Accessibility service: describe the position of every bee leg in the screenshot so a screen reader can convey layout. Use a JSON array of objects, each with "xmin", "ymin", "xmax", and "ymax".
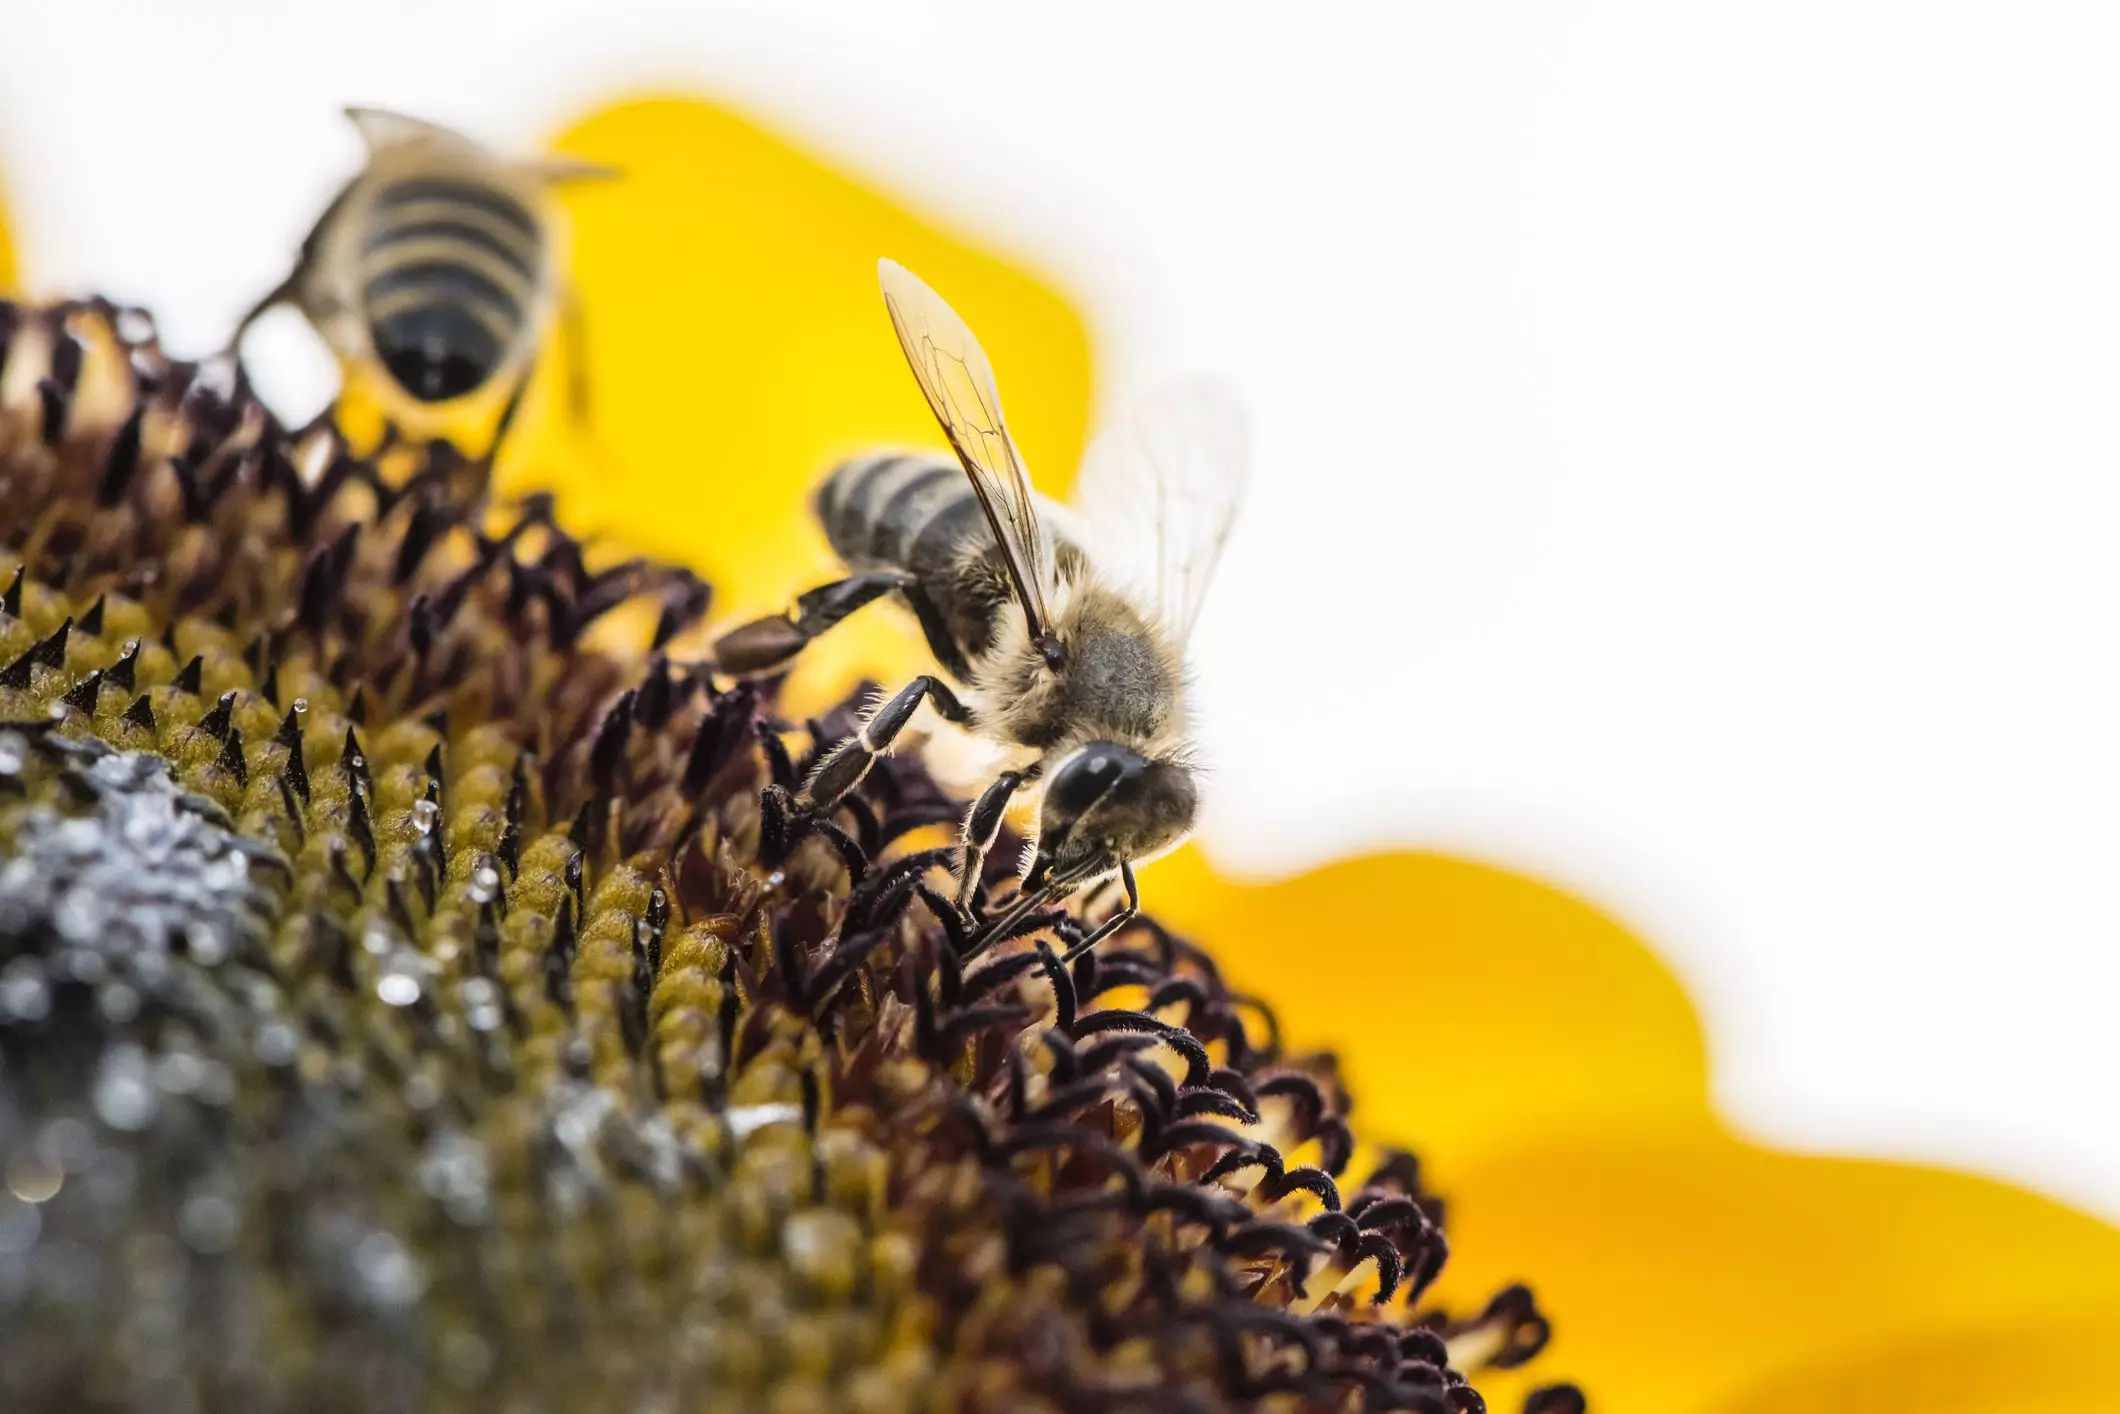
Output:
[
  {"xmin": 955, "ymin": 770, "xmax": 1026, "ymax": 920},
  {"xmin": 713, "ymin": 571, "xmax": 912, "ymax": 676},
  {"xmin": 800, "ymin": 675, "xmax": 969, "ymax": 810},
  {"xmin": 559, "ymin": 283, "xmax": 593, "ymax": 427},
  {"xmin": 1057, "ymin": 862, "xmax": 1139, "ymax": 964},
  {"xmin": 481, "ymin": 365, "xmax": 536, "ymax": 469}
]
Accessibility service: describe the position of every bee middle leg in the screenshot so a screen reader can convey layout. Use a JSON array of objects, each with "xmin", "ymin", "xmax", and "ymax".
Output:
[
  {"xmin": 801, "ymin": 674, "xmax": 969, "ymax": 810},
  {"xmin": 713, "ymin": 570, "xmax": 912, "ymax": 675}
]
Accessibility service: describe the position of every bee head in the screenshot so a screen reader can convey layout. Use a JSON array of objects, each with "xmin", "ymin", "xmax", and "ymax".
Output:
[{"xmin": 1026, "ymin": 743, "xmax": 1197, "ymax": 892}]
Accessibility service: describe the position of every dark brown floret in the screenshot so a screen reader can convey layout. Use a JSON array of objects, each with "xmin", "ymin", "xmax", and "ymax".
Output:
[{"xmin": 0, "ymin": 300, "xmax": 1576, "ymax": 1413}]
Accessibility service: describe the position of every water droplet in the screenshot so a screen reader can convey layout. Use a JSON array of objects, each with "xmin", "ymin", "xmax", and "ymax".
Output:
[
  {"xmin": 98, "ymin": 982, "xmax": 141, "ymax": 1024},
  {"xmin": 253, "ymin": 1023, "xmax": 298, "ymax": 1066},
  {"xmin": 418, "ymin": 1132, "xmax": 491, "ymax": 1225},
  {"xmin": 60, "ymin": 948, "xmax": 108, "ymax": 985},
  {"xmin": 153, "ymin": 1052, "xmax": 206, "ymax": 1096},
  {"xmin": 0, "ymin": 732, "xmax": 25, "ymax": 776},
  {"xmin": 460, "ymin": 979, "xmax": 502, "ymax": 1032},
  {"xmin": 409, "ymin": 798, "xmax": 439, "ymax": 836},
  {"xmin": 377, "ymin": 972, "xmax": 421, "ymax": 1007},
  {"xmin": 6, "ymin": 1150, "xmax": 63, "ymax": 1204},
  {"xmin": 0, "ymin": 958, "xmax": 51, "ymax": 1021},
  {"xmin": 352, "ymin": 1230, "xmax": 424, "ymax": 1307},
  {"xmin": 177, "ymin": 1193, "xmax": 239, "ymax": 1254},
  {"xmin": 92, "ymin": 1048, "xmax": 158, "ymax": 1131},
  {"xmin": 290, "ymin": 697, "xmax": 308, "ymax": 714},
  {"xmin": 183, "ymin": 922, "xmax": 228, "ymax": 966},
  {"xmin": 467, "ymin": 865, "xmax": 500, "ymax": 904}
]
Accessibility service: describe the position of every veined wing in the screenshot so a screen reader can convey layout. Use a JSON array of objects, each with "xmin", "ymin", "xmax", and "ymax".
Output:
[
  {"xmin": 877, "ymin": 258, "xmax": 1056, "ymax": 641},
  {"xmin": 1071, "ymin": 377, "xmax": 1250, "ymax": 643}
]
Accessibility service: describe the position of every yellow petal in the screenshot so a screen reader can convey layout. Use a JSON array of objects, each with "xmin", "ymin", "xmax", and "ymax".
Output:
[
  {"xmin": 1444, "ymin": 1132, "xmax": 2120, "ymax": 1413},
  {"xmin": 1705, "ymin": 1305, "xmax": 2120, "ymax": 1414},
  {"xmin": 1148, "ymin": 845, "xmax": 2120, "ymax": 1410},
  {"xmin": 498, "ymin": 96, "xmax": 1093, "ymax": 707},
  {"xmin": 0, "ymin": 174, "xmax": 17, "ymax": 291},
  {"xmin": 1144, "ymin": 845, "xmax": 1709, "ymax": 1169}
]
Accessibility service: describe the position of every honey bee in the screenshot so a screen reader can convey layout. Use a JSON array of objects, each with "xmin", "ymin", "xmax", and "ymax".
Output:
[
  {"xmin": 715, "ymin": 258, "xmax": 1249, "ymax": 955},
  {"xmin": 228, "ymin": 106, "xmax": 611, "ymax": 451}
]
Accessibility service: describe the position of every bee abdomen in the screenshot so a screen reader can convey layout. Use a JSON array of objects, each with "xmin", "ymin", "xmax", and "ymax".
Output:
[
  {"xmin": 359, "ymin": 177, "xmax": 544, "ymax": 403},
  {"xmin": 817, "ymin": 453, "xmax": 987, "ymax": 576}
]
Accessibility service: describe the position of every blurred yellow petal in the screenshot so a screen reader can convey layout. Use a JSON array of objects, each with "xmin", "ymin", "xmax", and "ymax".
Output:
[
  {"xmin": 1446, "ymin": 1134, "xmax": 2120, "ymax": 1413},
  {"xmin": 1145, "ymin": 846, "xmax": 1709, "ymax": 1168},
  {"xmin": 0, "ymin": 172, "xmax": 17, "ymax": 291},
  {"xmin": 1149, "ymin": 845, "xmax": 2120, "ymax": 1411},
  {"xmin": 1705, "ymin": 1308, "xmax": 2120, "ymax": 1414},
  {"xmin": 498, "ymin": 96, "xmax": 1091, "ymax": 704}
]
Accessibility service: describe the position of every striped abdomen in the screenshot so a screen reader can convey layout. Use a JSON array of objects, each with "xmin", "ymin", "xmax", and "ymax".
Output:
[
  {"xmin": 358, "ymin": 176, "xmax": 544, "ymax": 403},
  {"xmin": 817, "ymin": 453, "xmax": 1021, "ymax": 670},
  {"xmin": 817, "ymin": 453, "xmax": 993, "ymax": 579}
]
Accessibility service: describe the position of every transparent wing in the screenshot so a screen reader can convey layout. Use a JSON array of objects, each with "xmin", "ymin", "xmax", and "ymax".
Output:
[
  {"xmin": 344, "ymin": 106, "xmax": 484, "ymax": 159},
  {"xmin": 1070, "ymin": 378, "xmax": 1251, "ymax": 643},
  {"xmin": 877, "ymin": 258, "xmax": 1055, "ymax": 638}
]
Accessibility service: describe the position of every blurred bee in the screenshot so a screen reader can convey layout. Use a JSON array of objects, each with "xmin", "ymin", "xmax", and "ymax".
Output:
[
  {"xmin": 715, "ymin": 258, "xmax": 1249, "ymax": 956},
  {"xmin": 229, "ymin": 106, "xmax": 612, "ymax": 452}
]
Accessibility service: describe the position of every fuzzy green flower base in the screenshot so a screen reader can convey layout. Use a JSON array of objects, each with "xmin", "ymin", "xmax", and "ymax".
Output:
[{"xmin": 0, "ymin": 300, "xmax": 1578, "ymax": 1414}]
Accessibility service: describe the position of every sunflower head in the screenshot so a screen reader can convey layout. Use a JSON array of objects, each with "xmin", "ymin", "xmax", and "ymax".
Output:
[{"xmin": 0, "ymin": 299, "xmax": 1577, "ymax": 1414}]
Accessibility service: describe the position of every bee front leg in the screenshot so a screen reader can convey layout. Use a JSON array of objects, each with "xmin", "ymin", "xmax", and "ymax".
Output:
[
  {"xmin": 955, "ymin": 769, "xmax": 1026, "ymax": 920},
  {"xmin": 1058, "ymin": 861, "xmax": 1139, "ymax": 964},
  {"xmin": 712, "ymin": 570, "xmax": 912, "ymax": 675},
  {"xmin": 801, "ymin": 675, "xmax": 969, "ymax": 810}
]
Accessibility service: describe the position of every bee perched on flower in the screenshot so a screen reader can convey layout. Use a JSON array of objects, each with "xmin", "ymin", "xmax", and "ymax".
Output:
[{"xmin": 0, "ymin": 299, "xmax": 1581, "ymax": 1412}]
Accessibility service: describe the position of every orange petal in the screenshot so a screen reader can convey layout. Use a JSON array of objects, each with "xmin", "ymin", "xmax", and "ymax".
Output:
[{"xmin": 498, "ymin": 95, "xmax": 1093, "ymax": 707}]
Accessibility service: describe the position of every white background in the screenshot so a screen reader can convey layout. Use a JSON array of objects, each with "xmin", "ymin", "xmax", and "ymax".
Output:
[{"xmin": 2, "ymin": 1, "xmax": 2117, "ymax": 1217}]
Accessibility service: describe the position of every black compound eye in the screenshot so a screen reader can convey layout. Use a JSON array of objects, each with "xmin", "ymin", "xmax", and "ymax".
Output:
[{"xmin": 1047, "ymin": 746, "xmax": 1141, "ymax": 818}]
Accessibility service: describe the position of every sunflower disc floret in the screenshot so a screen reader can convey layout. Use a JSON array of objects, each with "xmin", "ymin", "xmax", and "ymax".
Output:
[{"xmin": 0, "ymin": 300, "xmax": 1579, "ymax": 1414}]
